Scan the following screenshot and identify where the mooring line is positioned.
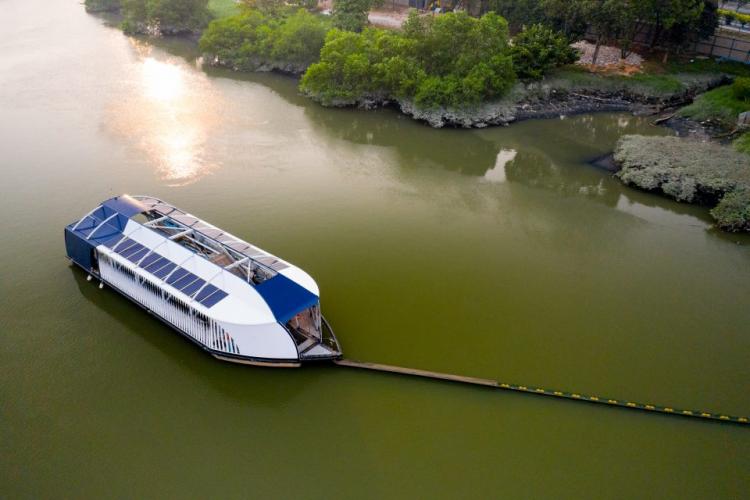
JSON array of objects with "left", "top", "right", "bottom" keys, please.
[{"left": 334, "top": 359, "right": 749, "bottom": 426}]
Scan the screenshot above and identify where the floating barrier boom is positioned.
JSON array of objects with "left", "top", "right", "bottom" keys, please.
[{"left": 335, "top": 359, "right": 749, "bottom": 426}]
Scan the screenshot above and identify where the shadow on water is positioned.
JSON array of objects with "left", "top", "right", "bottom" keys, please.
[
  {"left": 304, "top": 104, "right": 501, "bottom": 176},
  {"left": 69, "top": 266, "right": 317, "bottom": 406}
]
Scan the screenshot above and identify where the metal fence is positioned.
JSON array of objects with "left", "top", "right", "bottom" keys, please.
[
  {"left": 692, "top": 32, "right": 750, "bottom": 63},
  {"left": 585, "top": 26, "right": 750, "bottom": 64}
]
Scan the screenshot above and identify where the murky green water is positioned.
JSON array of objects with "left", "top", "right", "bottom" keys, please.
[{"left": 2, "top": 1, "right": 749, "bottom": 498}]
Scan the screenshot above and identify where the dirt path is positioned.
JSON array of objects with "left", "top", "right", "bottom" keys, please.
[{"left": 368, "top": 7, "right": 410, "bottom": 29}]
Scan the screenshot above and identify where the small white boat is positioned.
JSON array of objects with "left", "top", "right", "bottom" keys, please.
[{"left": 65, "top": 195, "right": 341, "bottom": 367}]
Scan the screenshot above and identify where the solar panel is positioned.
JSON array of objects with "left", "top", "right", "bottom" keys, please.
[
  {"left": 144, "top": 256, "right": 168, "bottom": 272},
  {"left": 139, "top": 253, "right": 161, "bottom": 268},
  {"left": 120, "top": 243, "right": 145, "bottom": 259},
  {"left": 125, "top": 246, "right": 149, "bottom": 263},
  {"left": 151, "top": 261, "right": 176, "bottom": 279},
  {"left": 173, "top": 273, "right": 199, "bottom": 290},
  {"left": 195, "top": 284, "right": 219, "bottom": 302},
  {"left": 110, "top": 236, "right": 133, "bottom": 250},
  {"left": 152, "top": 203, "right": 177, "bottom": 215},
  {"left": 225, "top": 241, "right": 252, "bottom": 252},
  {"left": 198, "top": 228, "right": 223, "bottom": 239},
  {"left": 172, "top": 214, "right": 199, "bottom": 227},
  {"left": 200, "top": 289, "right": 228, "bottom": 308},
  {"left": 181, "top": 279, "right": 206, "bottom": 296},
  {"left": 96, "top": 228, "right": 229, "bottom": 309},
  {"left": 115, "top": 240, "right": 140, "bottom": 256},
  {"left": 105, "top": 235, "right": 127, "bottom": 249},
  {"left": 166, "top": 268, "right": 190, "bottom": 285}
]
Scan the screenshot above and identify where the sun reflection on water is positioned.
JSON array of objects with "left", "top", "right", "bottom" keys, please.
[
  {"left": 142, "top": 57, "right": 184, "bottom": 102},
  {"left": 107, "top": 41, "right": 218, "bottom": 186}
]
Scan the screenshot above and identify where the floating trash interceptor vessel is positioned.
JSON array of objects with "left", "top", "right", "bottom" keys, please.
[{"left": 65, "top": 195, "right": 341, "bottom": 367}]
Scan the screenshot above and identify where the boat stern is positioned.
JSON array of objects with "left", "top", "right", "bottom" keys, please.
[
  {"left": 285, "top": 307, "right": 341, "bottom": 362},
  {"left": 298, "top": 315, "right": 342, "bottom": 361}
]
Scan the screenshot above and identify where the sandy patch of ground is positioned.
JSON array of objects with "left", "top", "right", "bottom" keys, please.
[
  {"left": 368, "top": 7, "right": 411, "bottom": 29},
  {"left": 572, "top": 40, "right": 644, "bottom": 75},
  {"left": 317, "top": 2, "right": 411, "bottom": 29}
]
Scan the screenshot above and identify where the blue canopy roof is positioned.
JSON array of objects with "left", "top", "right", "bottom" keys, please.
[
  {"left": 102, "top": 195, "right": 149, "bottom": 218},
  {"left": 255, "top": 274, "right": 319, "bottom": 323}
]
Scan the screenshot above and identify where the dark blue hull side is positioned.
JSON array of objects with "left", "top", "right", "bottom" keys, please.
[{"left": 65, "top": 227, "right": 96, "bottom": 271}]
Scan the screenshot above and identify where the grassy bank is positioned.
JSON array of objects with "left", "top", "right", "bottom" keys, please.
[
  {"left": 544, "top": 67, "right": 725, "bottom": 101},
  {"left": 615, "top": 135, "right": 750, "bottom": 232},
  {"left": 734, "top": 132, "right": 750, "bottom": 154},
  {"left": 546, "top": 57, "right": 750, "bottom": 103},
  {"left": 678, "top": 76, "right": 750, "bottom": 154},
  {"left": 679, "top": 85, "right": 749, "bottom": 127}
]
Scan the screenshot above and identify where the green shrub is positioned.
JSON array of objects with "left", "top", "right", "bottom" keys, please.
[
  {"left": 332, "top": 0, "right": 371, "bottom": 32},
  {"left": 510, "top": 24, "right": 577, "bottom": 80},
  {"left": 84, "top": 0, "right": 120, "bottom": 12},
  {"left": 734, "top": 132, "right": 750, "bottom": 155},
  {"left": 299, "top": 28, "right": 419, "bottom": 103},
  {"left": 301, "top": 11, "right": 516, "bottom": 109},
  {"left": 732, "top": 77, "right": 750, "bottom": 102},
  {"left": 200, "top": 9, "right": 329, "bottom": 71},
  {"left": 122, "top": 0, "right": 211, "bottom": 34},
  {"left": 268, "top": 10, "right": 330, "bottom": 64},
  {"left": 487, "top": 0, "right": 546, "bottom": 31},
  {"left": 615, "top": 135, "right": 750, "bottom": 232},
  {"left": 410, "top": 12, "right": 515, "bottom": 108},
  {"left": 718, "top": 8, "right": 750, "bottom": 27},
  {"left": 711, "top": 189, "right": 750, "bottom": 232}
]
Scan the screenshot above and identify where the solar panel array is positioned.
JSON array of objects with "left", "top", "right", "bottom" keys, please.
[
  {"left": 134, "top": 196, "right": 289, "bottom": 271},
  {"left": 102, "top": 235, "right": 228, "bottom": 308}
]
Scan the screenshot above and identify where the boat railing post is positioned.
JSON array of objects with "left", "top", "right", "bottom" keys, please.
[
  {"left": 85, "top": 212, "right": 119, "bottom": 240},
  {"left": 70, "top": 205, "right": 103, "bottom": 232}
]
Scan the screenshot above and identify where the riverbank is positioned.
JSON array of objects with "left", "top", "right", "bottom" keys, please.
[
  {"left": 392, "top": 71, "right": 729, "bottom": 128},
  {"left": 87, "top": 3, "right": 747, "bottom": 131}
]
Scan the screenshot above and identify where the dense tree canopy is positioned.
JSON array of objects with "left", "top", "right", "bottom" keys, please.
[
  {"left": 485, "top": 0, "right": 547, "bottom": 32},
  {"left": 199, "top": 8, "right": 330, "bottom": 71},
  {"left": 301, "top": 12, "right": 517, "bottom": 108},
  {"left": 331, "top": 0, "right": 372, "bottom": 32},
  {"left": 121, "top": 0, "right": 211, "bottom": 34},
  {"left": 510, "top": 24, "right": 578, "bottom": 79}
]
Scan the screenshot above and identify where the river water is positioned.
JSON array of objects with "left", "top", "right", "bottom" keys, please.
[{"left": 2, "top": 1, "right": 749, "bottom": 497}]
